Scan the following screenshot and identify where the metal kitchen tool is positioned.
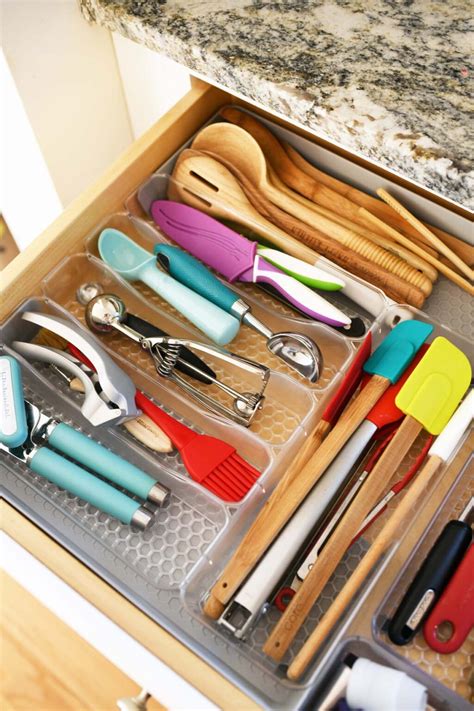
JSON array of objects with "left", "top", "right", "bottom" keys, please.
[
  {"left": 17, "top": 311, "right": 139, "bottom": 425},
  {"left": 152, "top": 243, "right": 323, "bottom": 382},
  {"left": 206, "top": 320, "right": 433, "bottom": 615},
  {"left": 51, "top": 347, "right": 173, "bottom": 454},
  {"left": 85, "top": 294, "right": 269, "bottom": 427},
  {"left": 76, "top": 281, "right": 216, "bottom": 384},
  {"left": 264, "top": 337, "right": 471, "bottom": 661},
  {"left": 389, "top": 497, "right": 473, "bottom": 646},
  {"left": 150, "top": 200, "right": 350, "bottom": 328},
  {"left": 98, "top": 228, "right": 241, "bottom": 346},
  {"left": 0, "top": 354, "right": 166, "bottom": 527}
]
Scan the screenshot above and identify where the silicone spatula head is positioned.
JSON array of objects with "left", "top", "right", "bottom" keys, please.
[
  {"left": 395, "top": 337, "right": 472, "bottom": 434},
  {"left": 0, "top": 355, "right": 28, "bottom": 448},
  {"left": 363, "top": 320, "right": 434, "bottom": 383}
]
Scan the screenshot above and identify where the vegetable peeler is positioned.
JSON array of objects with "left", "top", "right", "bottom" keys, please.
[{"left": 0, "top": 355, "right": 169, "bottom": 527}]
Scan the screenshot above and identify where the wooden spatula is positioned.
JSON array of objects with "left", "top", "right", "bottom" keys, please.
[
  {"left": 204, "top": 320, "right": 433, "bottom": 613},
  {"left": 263, "top": 337, "right": 472, "bottom": 660}
]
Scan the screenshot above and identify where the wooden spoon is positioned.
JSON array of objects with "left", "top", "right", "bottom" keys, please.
[
  {"left": 284, "top": 141, "right": 473, "bottom": 269},
  {"left": 193, "top": 123, "right": 432, "bottom": 294},
  {"left": 266, "top": 165, "right": 438, "bottom": 286},
  {"left": 171, "top": 149, "right": 426, "bottom": 308}
]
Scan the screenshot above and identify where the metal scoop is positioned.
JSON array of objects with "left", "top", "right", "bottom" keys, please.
[
  {"left": 154, "top": 244, "right": 323, "bottom": 382},
  {"left": 85, "top": 294, "right": 270, "bottom": 427}
]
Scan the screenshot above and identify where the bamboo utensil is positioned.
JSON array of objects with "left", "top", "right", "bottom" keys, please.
[
  {"left": 204, "top": 320, "right": 433, "bottom": 612},
  {"left": 203, "top": 334, "right": 372, "bottom": 620},
  {"left": 283, "top": 142, "right": 473, "bottom": 267},
  {"left": 193, "top": 124, "right": 432, "bottom": 294},
  {"left": 172, "top": 150, "right": 426, "bottom": 308},
  {"left": 263, "top": 337, "right": 471, "bottom": 660},
  {"left": 362, "top": 208, "right": 474, "bottom": 294},
  {"left": 376, "top": 189, "right": 474, "bottom": 282},
  {"left": 267, "top": 167, "right": 438, "bottom": 285},
  {"left": 288, "top": 391, "right": 474, "bottom": 679}
]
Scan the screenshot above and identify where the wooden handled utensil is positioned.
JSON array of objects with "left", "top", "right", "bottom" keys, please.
[
  {"left": 377, "top": 189, "right": 474, "bottom": 282},
  {"left": 267, "top": 166, "right": 438, "bottom": 286},
  {"left": 193, "top": 124, "right": 431, "bottom": 294},
  {"left": 288, "top": 391, "right": 474, "bottom": 679},
  {"left": 283, "top": 141, "right": 473, "bottom": 268},
  {"left": 263, "top": 337, "right": 472, "bottom": 660},
  {"left": 172, "top": 150, "right": 425, "bottom": 308},
  {"left": 204, "top": 320, "right": 433, "bottom": 612},
  {"left": 361, "top": 207, "right": 474, "bottom": 295}
]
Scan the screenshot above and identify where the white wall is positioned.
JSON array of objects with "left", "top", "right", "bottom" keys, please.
[
  {"left": 2, "top": 0, "right": 133, "bottom": 209},
  {"left": 112, "top": 33, "right": 191, "bottom": 140}
]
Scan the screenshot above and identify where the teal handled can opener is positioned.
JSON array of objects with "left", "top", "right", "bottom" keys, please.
[{"left": 0, "top": 354, "right": 170, "bottom": 526}]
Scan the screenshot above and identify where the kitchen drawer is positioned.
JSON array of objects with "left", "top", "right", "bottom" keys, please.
[{"left": 1, "top": 80, "right": 472, "bottom": 709}]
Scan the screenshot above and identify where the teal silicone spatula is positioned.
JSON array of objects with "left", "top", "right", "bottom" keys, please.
[
  {"left": 207, "top": 319, "right": 434, "bottom": 611},
  {"left": 98, "top": 229, "right": 240, "bottom": 346}
]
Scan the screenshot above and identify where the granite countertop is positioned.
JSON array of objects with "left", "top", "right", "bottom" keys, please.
[{"left": 80, "top": 0, "right": 473, "bottom": 211}]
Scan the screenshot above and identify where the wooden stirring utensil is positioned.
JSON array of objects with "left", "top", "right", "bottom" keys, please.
[
  {"left": 204, "top": 320, "right": 433, "bottom": 614},
  {"left": 283, "top": 142, "right": 473, "bottom": 268},
  {"left": 377, "top": 189, "right": 474, "bottom": 282},
  {"left": 361, "top": 208, "right": 474, "bottom": 295},
  {"left": 193, "top": 124, "right": 431, "bottom": 294},
  {"left": 263, "top": 337, "right": 472, "bottom": 661},
  {"left": 172, "top": 150, "right": 426, "bottom": 308},
  {"left": 288, "top": 392, "right": 473, "bottom": 679}
]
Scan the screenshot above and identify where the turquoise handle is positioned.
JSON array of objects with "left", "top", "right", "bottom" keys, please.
[
  {"left": 140, "top": 262, "right": 240, "bottom": 346},
  {"left": 0, "top": 355, "right": 28, "bottom": 448},
  {"left": 29, "top": 447, "right": 141, "bottom": 524},
  {"left": 154, "top": 244, "right": 239, "bottom": 313},
  {"left": 48, "top": 423, "right": 157, "bottom": 500}
]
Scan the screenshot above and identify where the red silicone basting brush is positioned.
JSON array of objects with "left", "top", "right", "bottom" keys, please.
[
  {"left": 135, "top": 391, "right": 260, "bottom": 501},
  {"left": 67, "top": 343, "right": 260, "bottom": 502}
]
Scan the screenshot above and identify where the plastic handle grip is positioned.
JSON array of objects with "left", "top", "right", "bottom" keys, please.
[
  {"left": 48, "top": 423, "right": 157, "bottom": 500},
  {"left": 253, "top": 256, "right": 350, "bottom": 326},
  {"left": 154, "top": 244, "right": 240, "bottom": 313},
  {"left": 29, "top": 447, "right": 141, "bottom": 524},
  {"left": 423, "top": 544, "right": 474, "bottom": 654},
  {"left": 388, "top": 520, "right": 472, "bottom": 645},
  {"left": 429, "top": 389, "right": 474, "bottom": 461},
  {"left": 0, "top": 355, "right": 28, "bottom": 448},
  {"left": 256, "top": 247, "right": 345, "bottom": 290},
  {"left": 140, "top": 261, "right": 240, "bottom": 346}
]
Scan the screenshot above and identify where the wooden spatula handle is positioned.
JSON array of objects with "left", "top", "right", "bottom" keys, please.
[
  {"left": 263, "top": 415, "right": 423, "bottom": 661},
  {"left": 287, "top": 454, "right": 443, "bottom": 679},
  {"left": 208, "top": 375, "right": 389, "bottom": 608}
]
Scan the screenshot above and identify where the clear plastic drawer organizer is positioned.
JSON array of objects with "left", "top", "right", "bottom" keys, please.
[{"left": 1, "top": 106, "right": 472, "bottom": 709}]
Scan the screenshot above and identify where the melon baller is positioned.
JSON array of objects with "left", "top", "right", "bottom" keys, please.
[{"left": 85, "top": 294, "right": 270, "bottom": 427}]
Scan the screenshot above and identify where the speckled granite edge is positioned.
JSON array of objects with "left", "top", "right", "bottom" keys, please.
[{"left": 80, "top": 0, "right": 474, "bottom": 211}]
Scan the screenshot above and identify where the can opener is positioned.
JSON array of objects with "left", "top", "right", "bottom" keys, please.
[{"left": 0, "top": 355, "right": 169, "bottom": 527}]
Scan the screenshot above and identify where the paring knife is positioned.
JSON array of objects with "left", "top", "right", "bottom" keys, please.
[
  {"left": 388, "top": 497, "right": 474, "bottom": 646},
  {"left": 256, "top": 245, "right": 345, "bottom": 290},
  {"left": 150, "top": 200, "right": 351, "bottom": 328}
]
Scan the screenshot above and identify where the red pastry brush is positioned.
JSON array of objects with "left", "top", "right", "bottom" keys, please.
[
  {"left": 135, "top": 391, "right": 260, "bottom": 501},
  {"left": 67, "top": 343, "right": 260, "bottom": 502}
]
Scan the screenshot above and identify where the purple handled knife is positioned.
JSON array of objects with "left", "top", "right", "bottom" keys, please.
[{"left": 150, "top": 200, "right": 351, "bottom": 328}]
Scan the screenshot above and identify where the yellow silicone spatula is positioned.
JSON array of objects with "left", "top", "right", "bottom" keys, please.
[{"left": 263, "top": 336, "right": 472, "bottom": 661}]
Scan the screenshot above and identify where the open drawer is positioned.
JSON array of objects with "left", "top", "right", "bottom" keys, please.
[{"left": 1, "top": 81, "right": 473, "bottom": 709}]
